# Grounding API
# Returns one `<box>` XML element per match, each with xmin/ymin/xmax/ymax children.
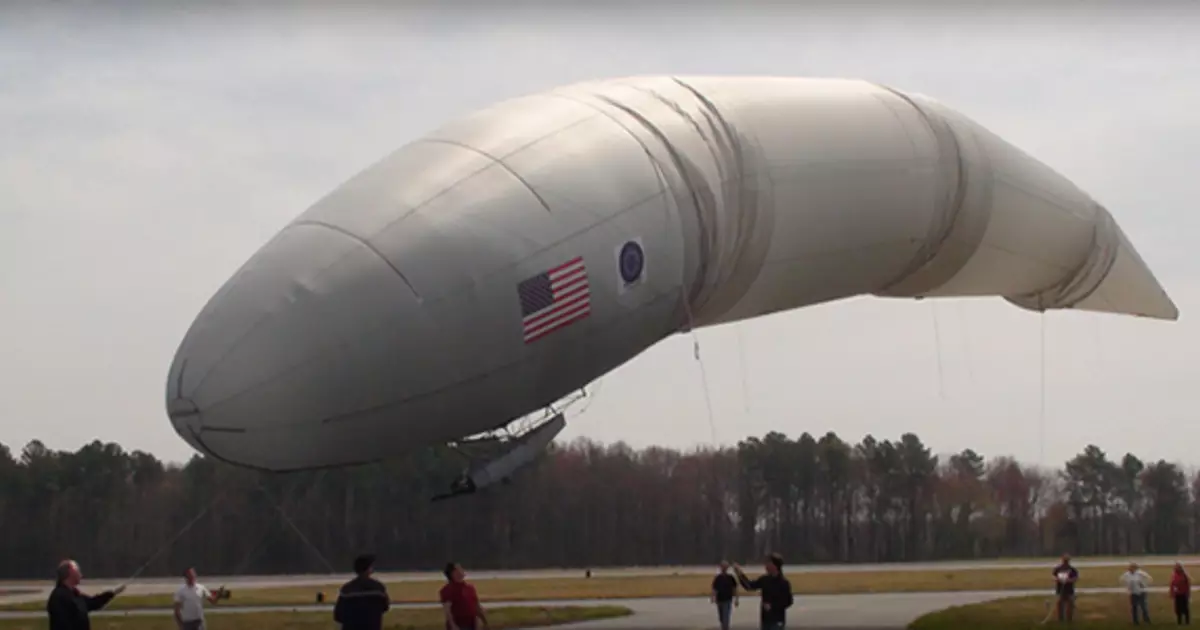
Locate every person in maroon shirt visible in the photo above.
<box><xmin>439</xmin><ymin>562</ymin><xmax>489</xmax><ymax>630</ymax></box>
<box><xmin>1170</xmin><ymin>562</ymin><xmax>1191</xmax><ymax>625</ymax></box>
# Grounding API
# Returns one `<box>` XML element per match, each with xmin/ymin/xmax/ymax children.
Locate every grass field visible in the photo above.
<box><xmin>909</xmin><ymin>593</ymin><xmax>1192</xmax><ymax>629</ymax></box>
<box><xmin>0</xmin><ymin>605</ymin><xmax>631</xmax><ymax>630</ymax></box>
<box><xmin>0</xmin><ymin>564</ymin><xmax>1178</xmax><ymax>612</ymax></box>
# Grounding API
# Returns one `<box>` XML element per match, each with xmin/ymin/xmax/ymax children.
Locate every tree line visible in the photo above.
<box><xmin>0</xmin><ymin>431</ymin><xmax>1196</xmax><ymax>580</ymax></box>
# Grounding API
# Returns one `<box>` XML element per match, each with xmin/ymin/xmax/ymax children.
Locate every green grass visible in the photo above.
<box><xmin>909</xmin><ymin>593</ymin><xmax>1192</xmax><ymax>629</ymax></box>
<box><xmin>0</xmin><ymin>605</ymin><xmax>632</xmax><ymax>630</ymax></box>
<box><xmin>1</xmin><ymin>565</ymin><xmax>1182</xmax><ymax>612</ymax></box>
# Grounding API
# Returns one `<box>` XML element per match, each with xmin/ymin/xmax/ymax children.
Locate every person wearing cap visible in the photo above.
<box><xmin>333</xmin><ymin>554</ymin><xmax>390</xmax><ymax>630</ymax></box>
<box><xmin>733</xmin><ymin>553</ymin><xmax>793</xmax><ymax>630</ymax></box>
<box><xmin>46</xmin><ymin>559</ymin><xmax>126</xmax><ymax>630</ymax></box>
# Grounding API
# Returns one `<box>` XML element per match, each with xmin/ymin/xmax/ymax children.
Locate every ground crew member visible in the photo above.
<box><xmin>333</xmin><ymin>554</ymin><xmax>390</xmax><ymax>630</ymax></box>
<box><xmin>1121</xmin><ymin>561</ymin><xmax>1153</xmax><ymax>625</ymax></box>
<box><xmin>711</xmin><ymin>560</ymin><xmax>739</xmax><ymax>630</ymax></box>
<box><xmin>733</xmin><ymin>553</ymin><xmax>793</xmax><ymax>630</ymax></box>
<box><xmin>440</xmin><ymin>561</ymin><xmax>489</xmax><ymax>630</ymax></box>
<box><xmin>173</xmin><ymin>567</ymin><xmax>224</xmax><ymax>630</ymax></box>
<box><xmin>46</xmin><ymin>559</ymin><xmax>126</xmax><ymax>630</ymax></box>
<box><xmin>1052</xmin><ymin>553</ymin><xmax>1079</xmax><ymax>622</ymax></box>
<box><xmin>1170</xmin><ymin>562</ymin><xmax>1192</xmax><ymax>625</ymax></box>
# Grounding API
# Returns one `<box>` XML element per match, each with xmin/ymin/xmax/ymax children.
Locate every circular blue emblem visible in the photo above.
<box><xmin>618</xmin><ymin>240</ymin><xmax>644</xmax><ymax>284</ymax></box>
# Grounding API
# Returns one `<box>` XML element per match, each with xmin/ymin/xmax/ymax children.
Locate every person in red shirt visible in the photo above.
<box><xmin>439</xmin><ymin>562</ymin><xmax>488</xmax><ymax>630</ymax></box>
<box><xmin>1170</xmin><ymin>562</ymin><xmax>1191</xmax><ymax>625</ymax></box>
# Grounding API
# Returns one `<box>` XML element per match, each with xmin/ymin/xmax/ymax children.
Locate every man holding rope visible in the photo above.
<box><xmin>174</xmin><ymin>567</ymin><xmax>226</xmax><ymax>630</ymax></box>
<box><xmin>733</xmin><ymin>553</ymin><xmax>793</xmax><ymax>630</ymax></box>
<box><xmin>46</xmin><ymin>559</ymin><xmax>126</xmax><ymax>630</ymax></box>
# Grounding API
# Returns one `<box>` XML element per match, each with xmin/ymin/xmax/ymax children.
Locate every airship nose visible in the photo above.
<box><xmin>165</xmin><ymin>221</ymin><xmax>431</xmax><ymax>471</ymax></box>
<box><xmin>165</xmin><ymin>91</ymin><xmax>696</xmax><ymax>471</ymax></box>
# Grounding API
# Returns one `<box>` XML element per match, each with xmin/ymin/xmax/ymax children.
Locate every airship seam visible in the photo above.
<box><xmin>291</xmin><ymin>219</ymin><xmax>422</xmax><ymax>300</ymax></box>
<box><xmin>167</xmin><ymin>357</ymin><xmax>189</xmax><ymax>404</ymax></box>
<box><xmin>539</xmin><ymin>89</ymin><xmax>709</xmax><ymax>320</ymax></box>
<box><xmin>670</xmin><ymin>77</ymin><xmax>773</xmax><ymax>326</ymax></box>
<box><xmin>588</xmin><ymin>92</ymin><xmax>729</xmax><ymax>319</ymax></box>
<box><xmin>185</xmin><ymin>285</ymin><xmax>680</xmax><ymax>434</ymax></box>
<box><xmin>1025</xmin><ymin>209</ymin><xmax>1118</xmax><ymax>309</ymax></box>
<box><xmin>873</xmin><ymin>84</ymin><xmax>970</xmax><ymax>295</ymax></box>
<box><xmin>421</xmin><ymin>138</ymin><xmax>553</xmax><ymax>214</ymax></box>
<box><xmin>185</xmin><ymin>222</ymin><xmax>418</xmax><ymax>403</ymax></box>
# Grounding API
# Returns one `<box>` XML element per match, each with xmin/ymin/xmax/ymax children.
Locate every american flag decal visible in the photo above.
<box><xmin>517</xmin><ymin>256</ymin><xmax>590</xmax><ymax>344</ymax></box>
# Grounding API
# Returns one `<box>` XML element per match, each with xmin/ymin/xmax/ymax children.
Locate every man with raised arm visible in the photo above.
<box><xmin>1120</xmin><ymin>561</ymin><xmax>1153</xmax><ymax>625</ymax></box>
<box><xmin>46</xmin><ymin>559</ymin><xmax>126</xmax><ymax>630</ymax></box>
<box><xmin>173</xmin><ymin>567</ymin><xmax>225</xmax><ymax>630</ymax></box>
<box><xmin>733</xmin><ymin>553</ymin><xmax>793</xmax><ymax>630</ymax></box>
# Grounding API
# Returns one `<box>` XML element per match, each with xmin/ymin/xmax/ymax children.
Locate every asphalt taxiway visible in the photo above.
<box><xmin>2</xmin><ymin>556</ymin><xmax>1189</xmax><ymax>595</ymax></box>
<box><xmin>0</xmin><ymin>590</ymin><xmax>1107</xmax><ymax>629</ymax></box>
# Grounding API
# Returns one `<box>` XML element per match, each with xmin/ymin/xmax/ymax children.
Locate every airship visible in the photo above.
<box><xmin>165</xmin><ymin>76</ymin><xmax>1177</xmax><ymax>495</ymax></box>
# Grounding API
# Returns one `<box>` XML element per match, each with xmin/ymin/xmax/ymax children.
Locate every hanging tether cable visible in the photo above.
<box><xmin>253</xmin><ymin>471</ymin><xmax>337</xmax><ymax>574</ymax></box>
<box><xmin>118</xmin><ymin>468</ymin><xmax>338</xmax><ymax>588</ymax></box>
<box><xmin>679</xmin><ymin>290</ymin><xmax>727</xmax><ymax>560</ymax></box>
<box><xmin>680</xmin><ymin>292</ymin><xmax>719</xmax><ymax>445</ymax></box>
<box><xmin>229</xmin><ymin>527</ymin><xmax>276</xmax><ymax>577</ymax></box>
<box><xmin>124</xmin><ymin>489</ymin><xmax>228</xmax><ymax>583</ymax></box>
<box><xmin>930</xmin><ymin>301</ymin><xmax>947</xmax><ymax>399</ymax></box>
<box><xmin>1038</xmin><ymin>311</ymin><xmax>1048</xmax><ymax>467</ymax></box>
<box><xmin>736</xmin><ymin>324</ymin><xmax>750</xmax><ymax>415</ymax></box>
<box><xmin>227</xmin><ymin>475</ymin><xmax>310</xmax><ymax>577</ymax></box>
<box><xmin>955</xmin><ymin>300</ymin><xmax>976</xmax><ymax>383</ymax></box>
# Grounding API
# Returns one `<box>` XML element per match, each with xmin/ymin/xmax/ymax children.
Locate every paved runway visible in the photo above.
<box><xmin>0</xmin><ymin>589</ymin><xmax>1141</xmax><ymax>629</ymax></box>
<box><xmin>0</xmin><ymin>592</ymin><xmax>1031</xmax><ymax>628</ymax></box>
<box><xmin>0</xmin><ymin>558</ymin><xmax>1181</xmax><ymax>629</ymax></box>
<box><xmin>2</xmin><ymin>555</ymin><xmax>1191</xmax><ymax>593</ymax></box>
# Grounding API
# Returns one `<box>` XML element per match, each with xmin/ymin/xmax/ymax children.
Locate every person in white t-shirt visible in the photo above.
<box><xmin>173</xmin><ymin>567</ymin><xmax>224</xmax><ymax>630</ymax></box>
<box><xmin>1120</xmin><ymin>561</ymin><xmax>1153</xmax><ymax>625</ymax></box>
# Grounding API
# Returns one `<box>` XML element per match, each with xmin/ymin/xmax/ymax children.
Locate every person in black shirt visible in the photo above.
<box><xmin>734</xmin><ymin>552</ymin><xmax>793</xmax><ymax>630</ymax></box>
<box><xmin>333</xmin><ymin>554</ymin><xmax>390</xmax><ymax>630</ymax></box>
<box><xmin>46</xmin><ymin>559</ymin><xmax>125</xmax><ymax>630</ymax></box>
<box><xmin>711</xmin><ymin>561</ymin><xmax>739</xmax><ymax>630</ymax></box>
<box><xmin>1052</xmin><ymin>553</ymin><xmax>1079</xmax><ymax>623</ymax></box>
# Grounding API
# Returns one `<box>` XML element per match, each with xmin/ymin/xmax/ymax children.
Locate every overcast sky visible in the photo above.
<box><xmin>2</xmin><ymin>2</ymin><xmax>1197</xmax><ymax>469</ymax></box>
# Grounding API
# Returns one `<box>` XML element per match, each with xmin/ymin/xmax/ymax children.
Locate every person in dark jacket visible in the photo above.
<box><xmin>46</xmin><ymin>559</ymin><xmax>125</xmax><ymax>630</ymax></box>
<box><xmin>333</xmin><ymin>554</ymin><xmax>390</xmax><ymax>630</ymax></box>
<box><xmin>733</xmin><ymin>553</ymin><xmax>793</xmax><ymax>630</ymax></box>
<box><xmin>1052</xmin><ymin>553</ymin><xmax>1079</xmax><ymax>622</ymax></box>
<box><xmin>711</xmin><ymin>561</ymin><xmax>739</xmax><ymax>630</ymax></box>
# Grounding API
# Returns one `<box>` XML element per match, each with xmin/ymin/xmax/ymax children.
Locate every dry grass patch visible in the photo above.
<box><xmin>909</xmin><ymin>593</ymin><xmax>1191</xmax><ymax>629</ymax></box>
